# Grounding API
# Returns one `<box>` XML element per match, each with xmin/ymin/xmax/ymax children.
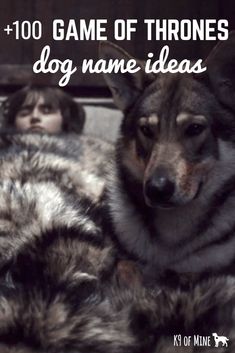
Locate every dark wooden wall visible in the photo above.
<box><xmin>0</xmin><ymin>0</ymin><xmax>234</xmax><ymax>95</ymax></box>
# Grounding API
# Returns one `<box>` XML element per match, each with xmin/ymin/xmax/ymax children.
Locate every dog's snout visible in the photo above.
<box><xmin>145</xmin><ymin>168</ymin><xmax>175</xmax><ymax>206</ymax></box>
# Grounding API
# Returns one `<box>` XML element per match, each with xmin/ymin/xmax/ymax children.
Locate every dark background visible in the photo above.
<box><xmin>0</xmin><ymin>0</ymin><xmax>234</xmax><ymax>96</ymax></box>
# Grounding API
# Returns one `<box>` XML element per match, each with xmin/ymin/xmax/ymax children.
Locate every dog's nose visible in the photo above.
<box><xmin>145</xmin><ymin>168</ymin><xmax>175</xmax><ymax>205</ymax></box>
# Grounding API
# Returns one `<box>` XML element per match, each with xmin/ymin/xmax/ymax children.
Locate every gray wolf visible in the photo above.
<box><xmin>100</xmin><ymin>32</ymin><xmax>235</xmax><ymax>278</ymax></box>
<box><xmin>212</xmin><ymin>333</ymin><xmax>229</xmax><ymax>347</ymax></box>
<box><xmin>99</xmin><ymin>32</ymin><xmax>235</xmax><ymax>349</ymax></box>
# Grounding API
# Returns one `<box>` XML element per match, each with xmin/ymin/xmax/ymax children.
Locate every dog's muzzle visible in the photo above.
<box><xmin>144</xmin><ymin>167</ymin><xmax>175</xmax><ymax>208</ymax></box>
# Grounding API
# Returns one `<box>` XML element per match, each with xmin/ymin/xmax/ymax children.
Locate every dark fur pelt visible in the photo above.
<box><xmin>0</xmin><ymin>273</ymin><xmax>234</xmax><ymax>352</ymax></box>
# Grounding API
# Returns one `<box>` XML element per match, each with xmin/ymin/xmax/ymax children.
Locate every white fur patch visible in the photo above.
<box><xmin>176</xmin><ymin>112</ymin><xmax>207</xmax><ymax>125</ymax></box>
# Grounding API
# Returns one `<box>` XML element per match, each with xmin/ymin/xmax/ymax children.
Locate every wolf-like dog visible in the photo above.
<box><xmin>100</xmin><ymin>33</ymin><xmax>235</xmax><ymax>278</ymax></box>
<box><xmin>100</xmin><ymin>33</ymin><xmax>235</xmax><ymax>347</ymax></box>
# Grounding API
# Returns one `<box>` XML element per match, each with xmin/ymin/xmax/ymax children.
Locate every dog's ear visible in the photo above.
<box><xmin>204</xmin><ymin>31</ymin><xmax>235</xmax><ymax>111</ymax></box>
<box><xmin>99</xmin><ymin>41</ymin><xmax>155</xmax><ymax>112</ymax></box>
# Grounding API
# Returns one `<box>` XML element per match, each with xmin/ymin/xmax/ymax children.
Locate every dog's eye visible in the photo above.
<box><xmin>185</xmin><ymin>123</ymin><xmax>206</xmax><ymax>137</ymax></box>
<box><xmin>139</xmin><ymin>125</ymin><xmax>154</xmax><ymax>139</ymax></box>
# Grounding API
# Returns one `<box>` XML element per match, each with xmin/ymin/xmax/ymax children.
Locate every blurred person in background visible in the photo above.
<box><xmin>1</xmin><ymin>85</ymin><xmax>85</xmax><ymax>134</ymax></box>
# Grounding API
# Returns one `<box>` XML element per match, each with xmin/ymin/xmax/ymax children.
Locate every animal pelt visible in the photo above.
<box><xmin>0</xmin><ymin>132</ymin><xmax>114</xmax><ymax>270</ymax></box>
<box><xmin>0</xmin><ymin>132</ymin><xmax>113</xmax><ymax>202</ymax></box>
<box><xmin>0</xmin><ymin>131</ymin><xmax>122</xmax><ymax>351</ymax></box>
<box><xmin>0</xmin><ymin>272</ymin><xmax>234</xmax><ymax>352</ymax></box>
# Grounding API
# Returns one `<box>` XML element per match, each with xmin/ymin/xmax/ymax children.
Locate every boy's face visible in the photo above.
<box><xmin>15</xmin><ymin>95</ymin><xmax>63</xmax><ymax>134</ymax></box>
